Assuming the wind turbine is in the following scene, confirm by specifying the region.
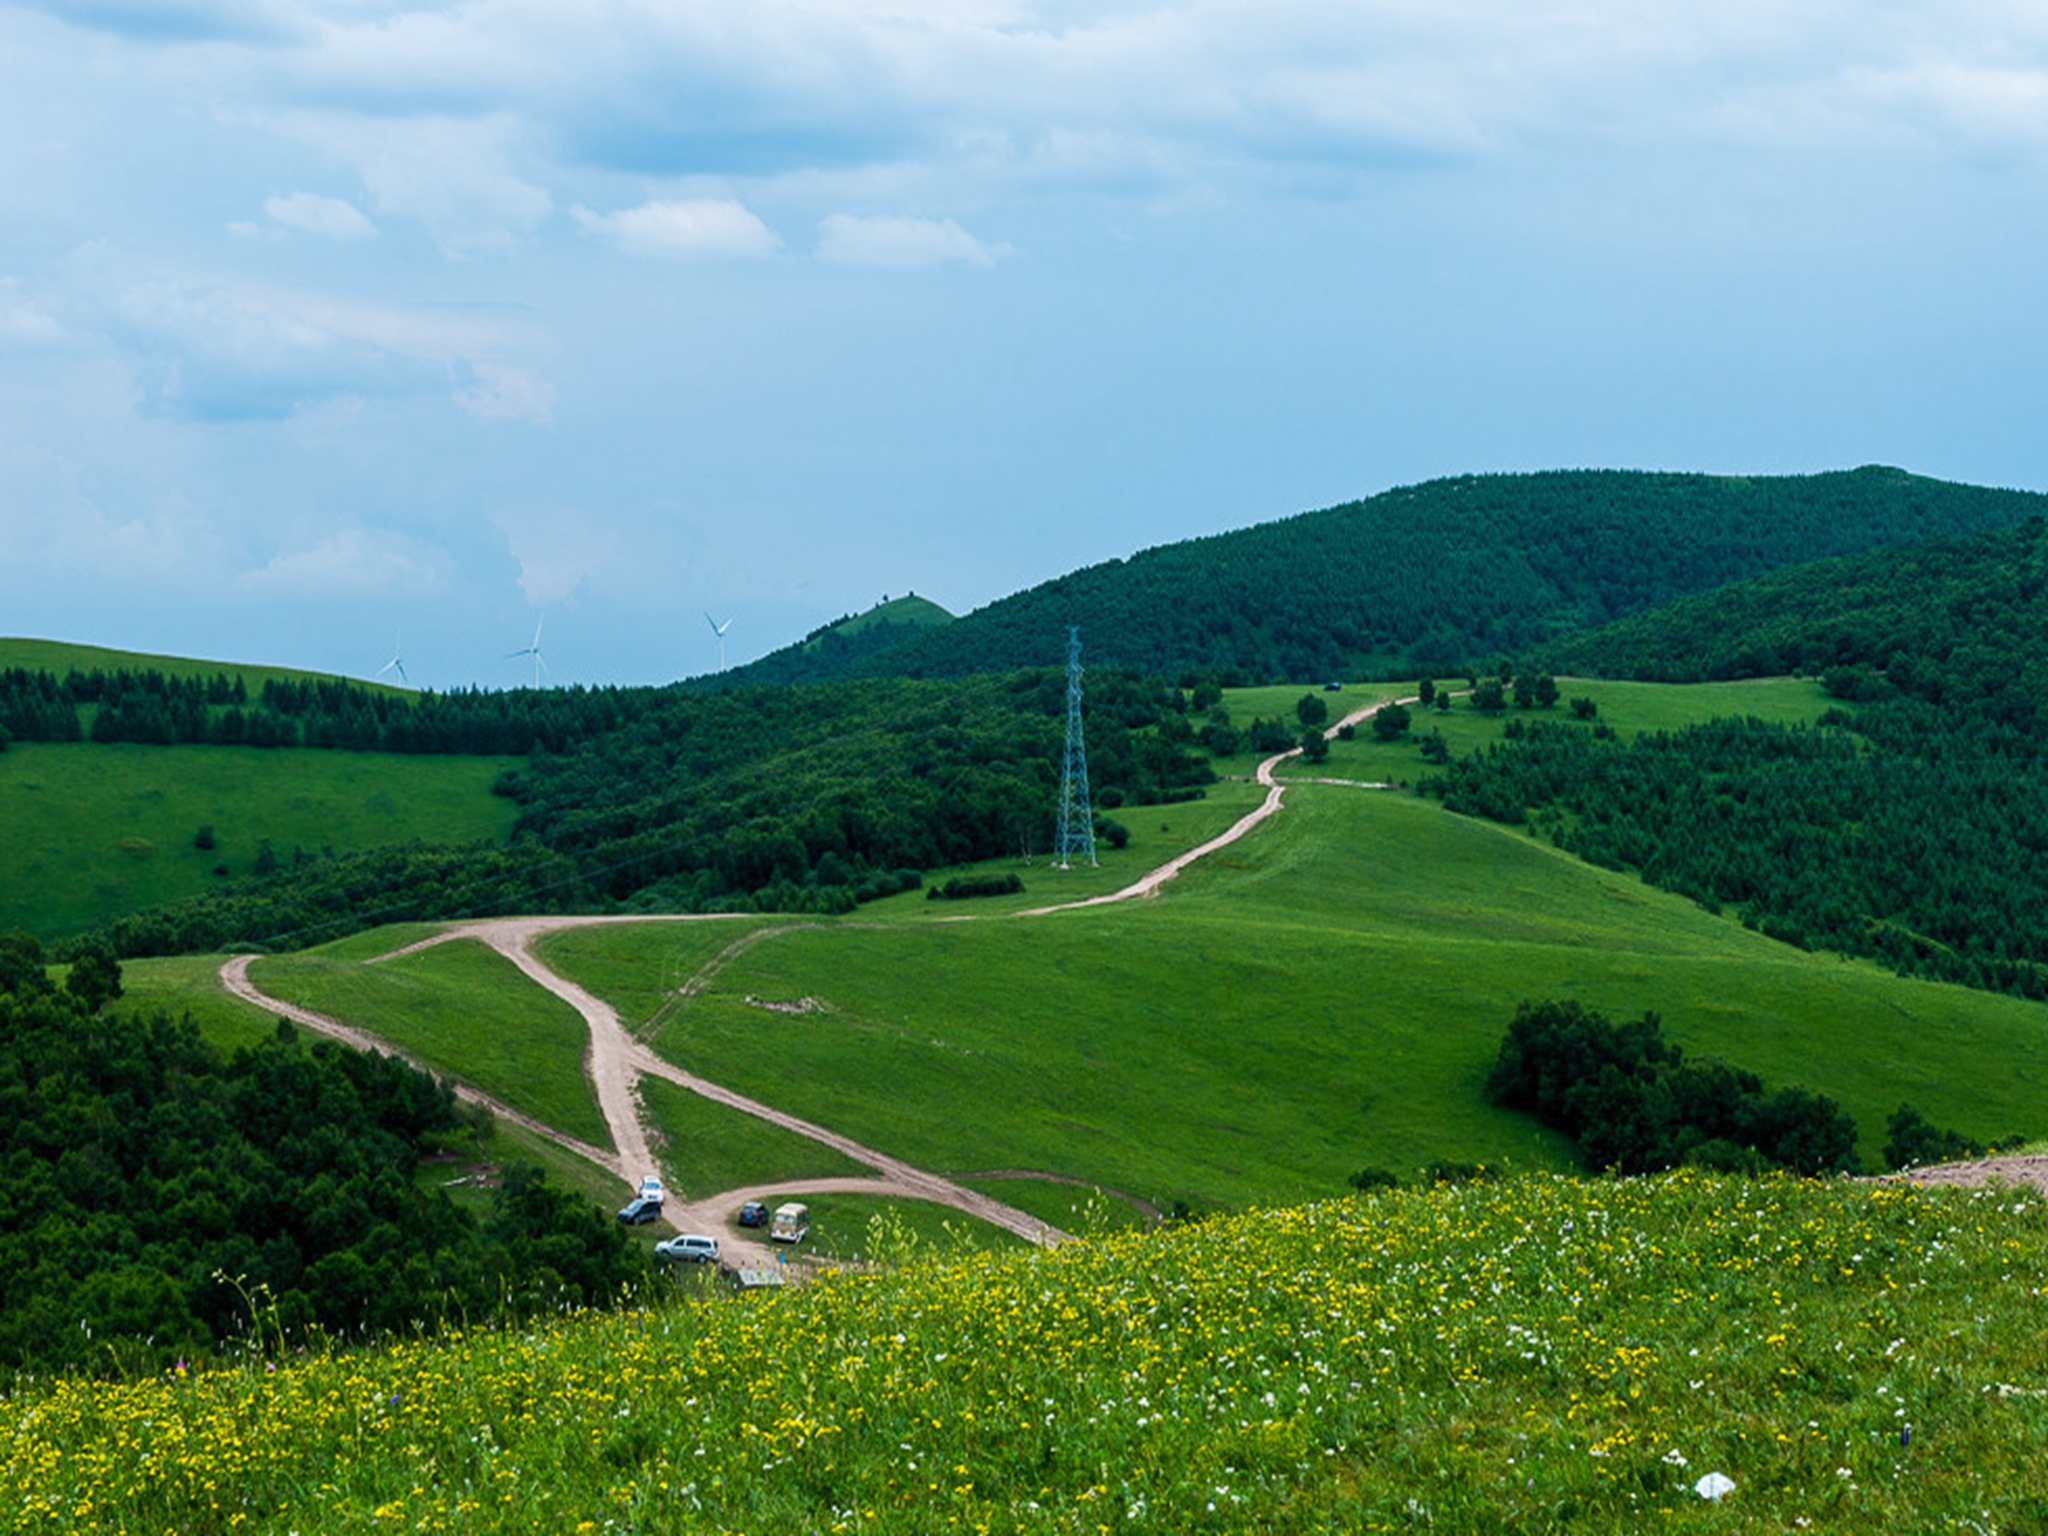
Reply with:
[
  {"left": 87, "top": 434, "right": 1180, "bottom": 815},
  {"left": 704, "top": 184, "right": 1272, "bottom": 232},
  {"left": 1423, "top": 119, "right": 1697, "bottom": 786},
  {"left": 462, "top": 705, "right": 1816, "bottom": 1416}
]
[
  {"left": 375, "top": 631, "right": 408, "bottom": 687},
  {"left": 508, "top": 617, "right": 547, "bottom": 687},
  {"left": 705, "top": 612, "right": 734, "bottom": 673}
]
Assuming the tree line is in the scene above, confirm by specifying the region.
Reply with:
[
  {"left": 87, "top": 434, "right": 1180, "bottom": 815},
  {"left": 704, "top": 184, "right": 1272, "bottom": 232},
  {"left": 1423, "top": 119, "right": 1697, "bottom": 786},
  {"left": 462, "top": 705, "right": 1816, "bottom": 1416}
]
[
  {"left": 67, "top": 667, "right": 1214, "bottom": 958},
  {"left": 1486, "top": 999, "right": 2003, "bottom": 1175},
  {"left": 0, "top": 937, "right": 650, "bottom": 1372},
  {"left": 1429, "top": 514, "right": 2048, "bottom": 1001}
]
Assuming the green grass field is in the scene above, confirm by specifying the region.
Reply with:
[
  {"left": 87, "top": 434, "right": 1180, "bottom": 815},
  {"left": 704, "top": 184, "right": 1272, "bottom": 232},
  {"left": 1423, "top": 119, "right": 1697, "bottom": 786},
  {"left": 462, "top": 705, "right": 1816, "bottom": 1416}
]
[
  {"left": 638, "top": 1073, "right": 868, "bottom": 1198},
  {"left": 0, "top": 635, "right": 407, "bottom": 696},
  {"left": 108, "top": 954, "right": 280, "bottom": 1054},
  {"left": 90, "top": 673, "right": 2048, "bottom": 1231},
  {"left": 248, "top": 938, "right": 609, "bottom": 1148},
  {"left": 0, "top": 742, "right": 518, "bottom": 939}
]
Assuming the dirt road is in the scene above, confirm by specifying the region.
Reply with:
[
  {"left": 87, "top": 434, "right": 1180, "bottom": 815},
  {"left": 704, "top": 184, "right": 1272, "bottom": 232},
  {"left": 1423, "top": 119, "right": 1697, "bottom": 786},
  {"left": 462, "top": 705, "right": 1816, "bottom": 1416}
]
[
  {"left": 217, "top": 692, "right": 1409, "bottom": 1261},
  {"left": 1020, "top": 693, "right": 1411, "bottom": 916},
  {"left": 224, "top": 919, "right": 1067, "bottom": 1270}
]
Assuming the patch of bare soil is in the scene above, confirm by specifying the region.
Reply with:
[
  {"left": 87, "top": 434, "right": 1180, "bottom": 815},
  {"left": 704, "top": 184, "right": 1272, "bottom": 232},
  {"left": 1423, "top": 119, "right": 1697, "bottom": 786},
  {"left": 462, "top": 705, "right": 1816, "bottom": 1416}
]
[{"left": 1891, "top": 1154, "right": 2048, "bottom": 1197}]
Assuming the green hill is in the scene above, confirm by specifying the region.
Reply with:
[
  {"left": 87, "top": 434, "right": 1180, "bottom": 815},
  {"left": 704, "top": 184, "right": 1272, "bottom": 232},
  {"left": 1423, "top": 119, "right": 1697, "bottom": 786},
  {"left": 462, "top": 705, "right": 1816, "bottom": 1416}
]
[
  {"left": 709, "top": 593, "right": 955, "bottom": 687},
  {"left": 0, "top": 635, "right": 408, "bottom": 696},
  {"left": 751, "top": 466, "right": 2048, "bottom": 682}
]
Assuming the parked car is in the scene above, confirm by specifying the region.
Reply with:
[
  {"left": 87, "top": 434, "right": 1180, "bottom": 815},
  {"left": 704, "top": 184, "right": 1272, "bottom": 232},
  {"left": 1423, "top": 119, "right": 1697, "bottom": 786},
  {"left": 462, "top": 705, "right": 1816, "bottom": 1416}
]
[
  {"left": 639, "top": 1174, "right": 665, "bottom": 1203},
  {"left": 655, "top": 1234, "right": 720, "bottom": 1265},
  {"left": 770, "top": 1202, "right": 810, "bottom": 1244},
  {"left": 737, "top": 1200, "right": 770, "bottom": 1228},
  {"left": 617, "top": 1195, "right": 663, "bottom": 1225}
]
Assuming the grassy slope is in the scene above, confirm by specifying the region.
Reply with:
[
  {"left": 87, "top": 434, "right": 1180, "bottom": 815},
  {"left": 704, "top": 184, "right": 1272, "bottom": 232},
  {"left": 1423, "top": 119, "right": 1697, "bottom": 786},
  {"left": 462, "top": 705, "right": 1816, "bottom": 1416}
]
[
  {"left": 111, "top": 675, "right": 2044, "bottom": 1221},
  {"left": 592, "top": 788, "right": 2048, "bottom": 1208},
  {"left": 0, "top": 636, "right": 408, "bottom": 695},
  {"left": 248, "top": 939, "right": 609, "bottom": 1149},
  {"left": 0, "top": 742, "right": 517, "bottom": 939},
  {"left": 18, "top": 1174, "right": 2048, "bottom": 1533}
]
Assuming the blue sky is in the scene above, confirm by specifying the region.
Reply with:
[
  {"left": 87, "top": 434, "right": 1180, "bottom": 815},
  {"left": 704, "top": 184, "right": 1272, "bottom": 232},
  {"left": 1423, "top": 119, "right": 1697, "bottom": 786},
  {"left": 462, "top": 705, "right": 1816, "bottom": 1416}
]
[{"left": 3, "top": 0, "right": 2045, "bottom": 687}]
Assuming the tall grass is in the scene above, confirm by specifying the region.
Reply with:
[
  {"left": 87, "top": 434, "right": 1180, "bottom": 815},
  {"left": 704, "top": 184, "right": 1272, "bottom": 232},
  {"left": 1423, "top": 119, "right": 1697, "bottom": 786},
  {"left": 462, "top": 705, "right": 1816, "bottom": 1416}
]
[{"left": 9, "top": 1174, "right": 2046, "bottom": 1533}]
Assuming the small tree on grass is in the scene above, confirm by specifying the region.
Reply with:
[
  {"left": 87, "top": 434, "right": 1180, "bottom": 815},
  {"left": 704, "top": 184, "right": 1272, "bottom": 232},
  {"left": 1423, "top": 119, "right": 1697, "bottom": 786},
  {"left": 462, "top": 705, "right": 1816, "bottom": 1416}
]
[{"left": 1371, "top": 703, "right": 1412, "bottom": 741}]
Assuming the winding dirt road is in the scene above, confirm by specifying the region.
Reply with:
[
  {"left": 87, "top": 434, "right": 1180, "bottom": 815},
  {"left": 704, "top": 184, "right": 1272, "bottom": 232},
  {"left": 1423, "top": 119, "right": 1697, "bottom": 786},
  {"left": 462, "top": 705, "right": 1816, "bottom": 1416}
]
[
  {"left": 226, "top": 915, "right": 1067, "bottom": 1269},
  {"left": 219, "top": 690, "right": 1410, "bottom": 1266},
  {"left": 1020, "top": 692, "right": 1410, "bottom": 915}
]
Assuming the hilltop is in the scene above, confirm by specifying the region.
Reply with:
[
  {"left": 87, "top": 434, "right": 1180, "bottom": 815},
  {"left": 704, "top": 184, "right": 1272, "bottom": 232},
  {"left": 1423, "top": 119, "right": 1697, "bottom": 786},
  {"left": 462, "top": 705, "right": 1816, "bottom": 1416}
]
[
  {"left": 738, "top": 466, "right": 2048, "bottom": 682},
  {"left": 706, "top": 593, "right": 954, "bottom": 688}
]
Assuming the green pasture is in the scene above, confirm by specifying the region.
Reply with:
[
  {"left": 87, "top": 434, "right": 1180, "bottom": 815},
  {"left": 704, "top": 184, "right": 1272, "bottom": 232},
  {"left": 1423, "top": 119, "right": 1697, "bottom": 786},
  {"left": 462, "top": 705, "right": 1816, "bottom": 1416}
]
[
  {"left": 636, "top": 1074, "right": 867, "bottom": 1199},
  {"left": 1275, "top": 674, "right": 1837, "bottom": 782},
  {"left": 0, "top": 635, "right": 409, "bottom": 696},
  {"left": 100, "top": 672, "right": 2046, "bottom": 1225},
  {"left": 108, "top": 954, "right": 278, "bottom": 1054},
  {"left": 552, "top": 785, "right": 2048, "bottom": 1211},
  {"left": 0, "top": 742, "right": 518, "bottom": 939},
  {"left": 248, "top": 938, "right": 607, "bottom": 1148},
  {"left": 953, "top": 1175, "right": 1154, "bottom": 1234}
]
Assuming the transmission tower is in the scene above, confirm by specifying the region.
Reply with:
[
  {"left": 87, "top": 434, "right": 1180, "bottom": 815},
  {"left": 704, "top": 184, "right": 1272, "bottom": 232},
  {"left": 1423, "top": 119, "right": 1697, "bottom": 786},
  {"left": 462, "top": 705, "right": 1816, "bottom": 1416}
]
[{"left": 1054, "top": 626, "right": 1097, "bottom": 868}]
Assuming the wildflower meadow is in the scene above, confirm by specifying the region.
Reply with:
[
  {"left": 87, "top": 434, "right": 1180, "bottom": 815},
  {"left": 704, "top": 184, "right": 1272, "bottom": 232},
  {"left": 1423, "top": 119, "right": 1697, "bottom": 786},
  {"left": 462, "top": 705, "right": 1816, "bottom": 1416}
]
[{"left": 7, "top": 1171, "right": 2047, "bottom": 1533}]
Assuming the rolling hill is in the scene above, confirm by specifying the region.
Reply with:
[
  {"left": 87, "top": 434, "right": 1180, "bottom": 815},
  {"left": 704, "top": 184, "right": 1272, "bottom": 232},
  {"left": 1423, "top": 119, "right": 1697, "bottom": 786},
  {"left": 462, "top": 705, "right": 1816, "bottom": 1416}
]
[
  {"left": 721, "top": 466, "right": 2048, "bottom": 683},
  {"left": 707, "top": 592, "right": 954, "bottom": 688}
]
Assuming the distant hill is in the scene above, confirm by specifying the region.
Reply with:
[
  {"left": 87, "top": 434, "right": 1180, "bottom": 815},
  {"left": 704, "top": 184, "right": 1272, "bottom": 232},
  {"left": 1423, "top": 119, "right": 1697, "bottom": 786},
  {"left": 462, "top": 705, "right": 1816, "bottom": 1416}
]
[
  {"left": 0, "top": 637, "right": 408, "bottom": 697},
  {"left": 771, "top": 467, "right": 2048, "bottom": 683},
  {"left": 707, "top": 594, "right": 953, "bottom": 688}
]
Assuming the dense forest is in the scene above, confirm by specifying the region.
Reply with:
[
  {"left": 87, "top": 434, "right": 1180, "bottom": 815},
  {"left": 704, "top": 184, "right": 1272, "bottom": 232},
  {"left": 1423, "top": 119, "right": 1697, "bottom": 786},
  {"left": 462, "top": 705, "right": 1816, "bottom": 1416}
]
[
  {"left": 0, "top": 937, "right": 648, "bottom": 1372},
  {"left": 714, "top": 467, "right": 2048, "bottom": 684},
  {"left": 1431, "top": 517, "right": 2048, "bottom": 999},
  {"left": 72, "top": 668, "right": 1212, "bottom": 957}
]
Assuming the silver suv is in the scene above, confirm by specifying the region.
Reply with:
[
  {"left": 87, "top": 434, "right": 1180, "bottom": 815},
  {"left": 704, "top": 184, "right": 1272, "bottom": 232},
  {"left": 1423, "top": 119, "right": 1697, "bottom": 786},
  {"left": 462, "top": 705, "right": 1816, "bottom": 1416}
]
[{"left": 655, "top": 1234, "right": 720, "bottom": 1265}]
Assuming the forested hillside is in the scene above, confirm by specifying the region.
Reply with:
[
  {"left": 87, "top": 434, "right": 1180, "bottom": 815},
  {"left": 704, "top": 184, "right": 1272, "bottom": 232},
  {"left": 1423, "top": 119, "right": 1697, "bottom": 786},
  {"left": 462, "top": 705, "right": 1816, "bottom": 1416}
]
[
  {"left": 0, "top": 938, "right": 646, "bottom": 1372},
  {"left": 1430, "top": 517, "right": 2048, "bottom": 998},
  {"left": 708, "top": 593, "right": 954, "bottom": 688},
  {"left": 71, "top": 668, "right": 1210, "bottom": 957},
  {"left": 766, "top": 467, "right": 2047, "bottom": 682}
]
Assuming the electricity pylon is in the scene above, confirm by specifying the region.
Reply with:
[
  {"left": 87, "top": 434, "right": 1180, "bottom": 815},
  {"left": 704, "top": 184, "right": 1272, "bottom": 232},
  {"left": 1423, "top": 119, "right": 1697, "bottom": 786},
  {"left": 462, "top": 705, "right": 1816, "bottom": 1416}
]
[{"left": 1054, "top": 626, "right": 1097, "bottom": 868}]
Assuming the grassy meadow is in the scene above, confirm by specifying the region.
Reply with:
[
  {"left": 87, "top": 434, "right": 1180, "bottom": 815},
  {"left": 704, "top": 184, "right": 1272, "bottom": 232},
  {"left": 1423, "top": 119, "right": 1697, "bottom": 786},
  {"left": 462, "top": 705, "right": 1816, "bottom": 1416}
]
[
  {"left": 13, "top": 1172, "right": 2048, "bottom": 1534},
  {"left": 0, "top": 635, "right": 406, "bottom": 697},
  {"left": 0, "top": 742, "right": 518, "bottom": 939},
  {"left": 248, "top": 939, "right": 609, "bottom": 1148},
  {"left": 543, "top": 783, "right": 2048, "bottom": 1210}
]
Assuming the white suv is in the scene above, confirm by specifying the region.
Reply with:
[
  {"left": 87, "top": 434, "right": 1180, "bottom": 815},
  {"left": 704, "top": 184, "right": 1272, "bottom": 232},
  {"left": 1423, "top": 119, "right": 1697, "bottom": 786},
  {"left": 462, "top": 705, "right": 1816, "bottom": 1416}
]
[{"left": 655, "top": 1233, "right": 720, "bottom": 1265}]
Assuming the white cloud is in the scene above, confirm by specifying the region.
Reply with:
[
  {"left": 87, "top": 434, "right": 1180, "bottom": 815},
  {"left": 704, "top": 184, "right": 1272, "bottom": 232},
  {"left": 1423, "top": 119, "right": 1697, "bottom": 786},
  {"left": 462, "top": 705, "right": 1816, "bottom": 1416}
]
[
  {"left": 817, "top": 213, "right": 1008, "bottom": 269},
  {"left": 263, "top": 190, "right": 378, "bottom": 241},
  {"left": 103, "top": 278, "right": 553, "bottom": 422},
  {"left": 237, "top": 526, "right": 452, "bottom": 597},
  {"left": 455, "top": 360, "right": 557, "bottom": 423},
  {"left": 573, "top": 199, "right": 781, "bottom": 259},
  {"left": 290, "top": 113, "right": 551, "bottom": 258},
  {"left": 495, "top": 508, "right": 620, "bottom": 606},
  {"left": 0, "top": 281, "right": 63, "bottom": 345}
]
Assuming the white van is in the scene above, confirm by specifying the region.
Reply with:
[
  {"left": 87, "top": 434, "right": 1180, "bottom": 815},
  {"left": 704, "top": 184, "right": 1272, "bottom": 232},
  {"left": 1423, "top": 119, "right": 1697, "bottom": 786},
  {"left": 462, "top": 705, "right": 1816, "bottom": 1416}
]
[{"left": 769, "top": 1202, "right": 810, "bottom": 1244}]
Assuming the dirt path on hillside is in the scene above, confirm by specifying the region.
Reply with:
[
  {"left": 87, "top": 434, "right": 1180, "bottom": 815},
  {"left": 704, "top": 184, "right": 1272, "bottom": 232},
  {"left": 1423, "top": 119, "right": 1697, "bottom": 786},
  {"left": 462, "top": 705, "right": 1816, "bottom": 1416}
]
[
  {"left": 1019, "top": 694, "right": 1411, "bottom": 916},
  {"left": 224, "top": 917, "right": 1067, "bottom": 1268},
  {"left": 217, "top": 695, "right": 1409, "bottom": 1260}
]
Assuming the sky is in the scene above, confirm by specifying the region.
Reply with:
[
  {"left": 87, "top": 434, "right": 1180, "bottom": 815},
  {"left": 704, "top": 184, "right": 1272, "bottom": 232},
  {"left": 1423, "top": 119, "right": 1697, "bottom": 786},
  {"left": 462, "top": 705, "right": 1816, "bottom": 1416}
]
[{"left": 3, "top": 0, "right": 2047, "bottom": 688}]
